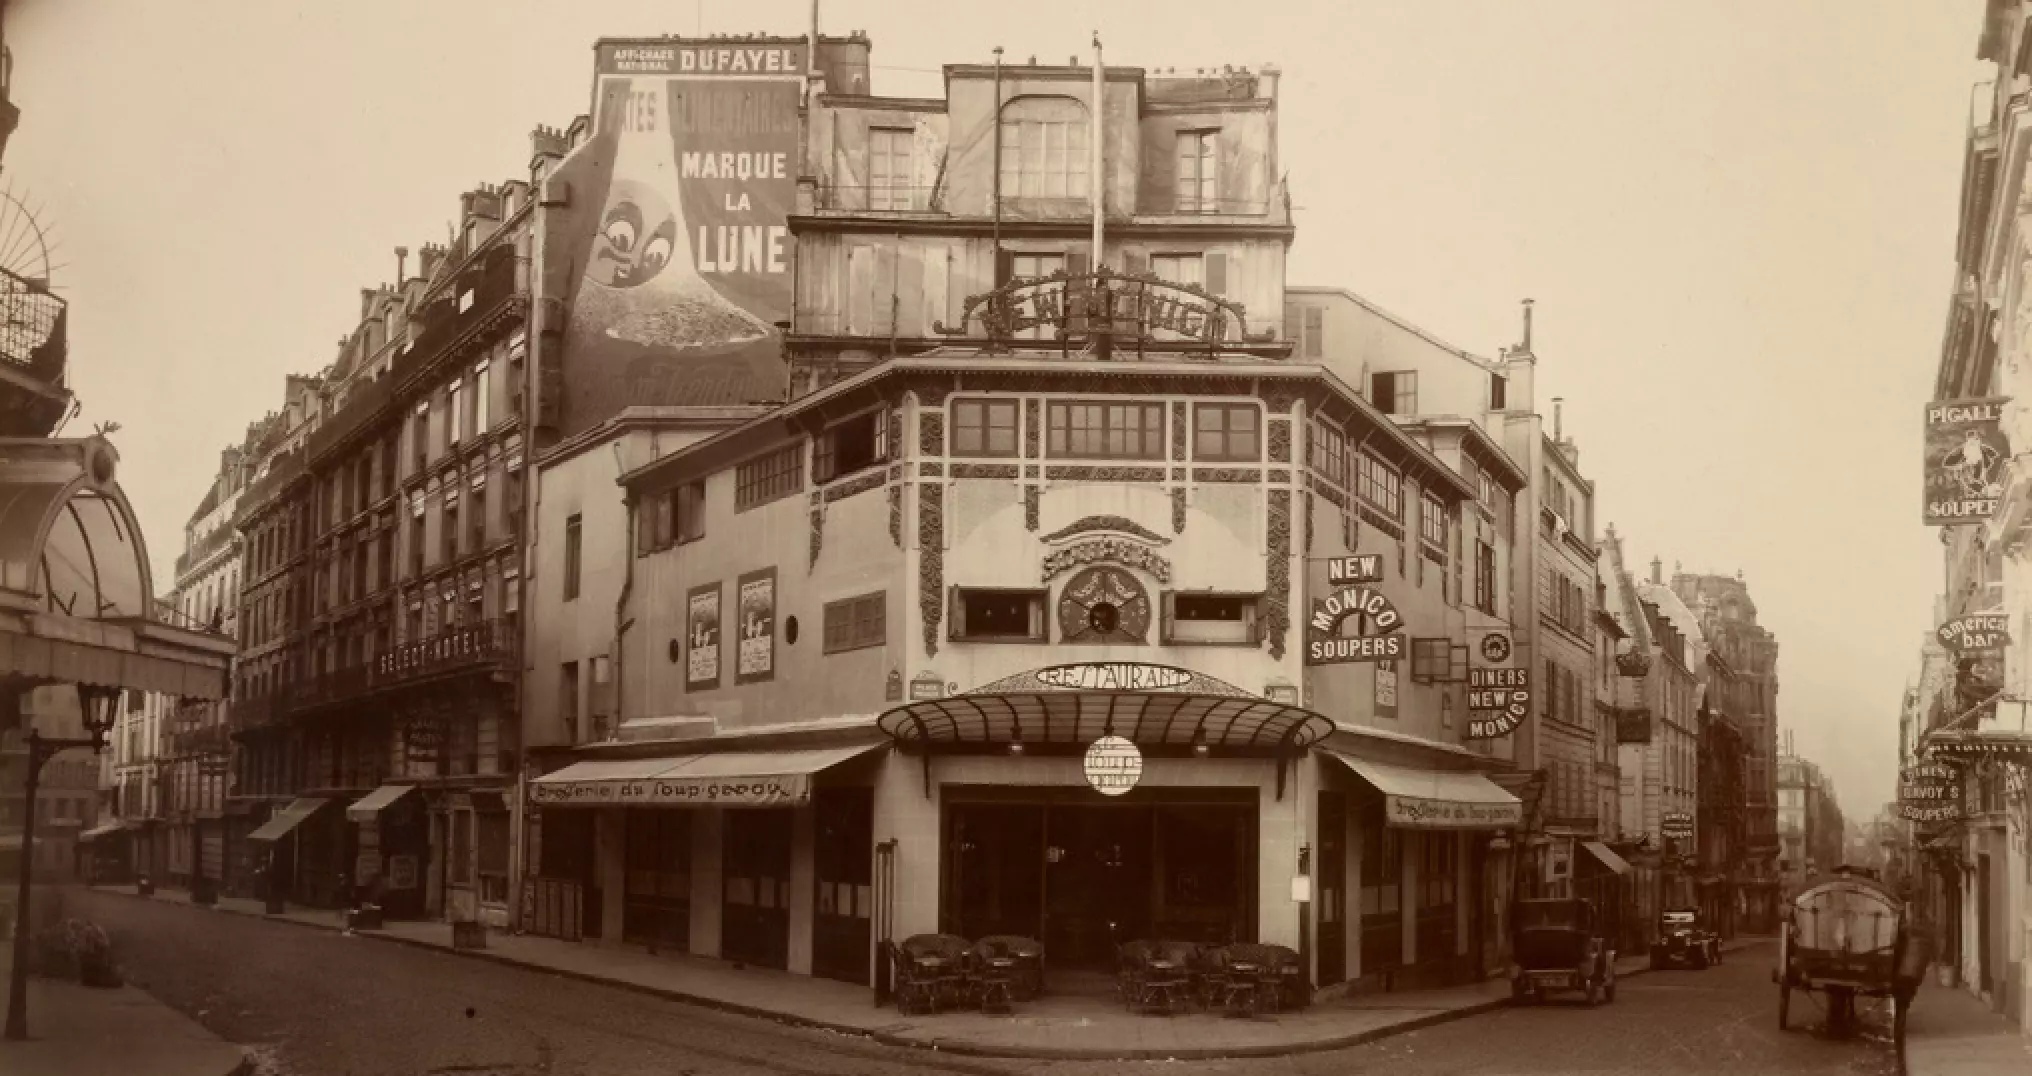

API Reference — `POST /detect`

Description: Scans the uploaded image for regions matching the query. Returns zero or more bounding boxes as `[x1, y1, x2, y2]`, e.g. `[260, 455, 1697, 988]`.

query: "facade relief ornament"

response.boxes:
[1040, 514, 1170, 546]
[919, 483, 945, 657]
[1024, 486, 1039, 531]
[1025, 400, 1041, 459]
[1266, 489, 1292, 658]
[919, 412, 945, 456]
[1171, 488, 1187, 535]
[1042, 538, 1173, 584]
[889, 483, 903, 548]
[1055, 565, 1151, 645]
[1268, 420, 1291, 463]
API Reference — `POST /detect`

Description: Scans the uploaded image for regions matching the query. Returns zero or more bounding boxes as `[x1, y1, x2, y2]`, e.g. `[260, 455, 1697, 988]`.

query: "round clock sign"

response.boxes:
[1480, 632, 1512, 664]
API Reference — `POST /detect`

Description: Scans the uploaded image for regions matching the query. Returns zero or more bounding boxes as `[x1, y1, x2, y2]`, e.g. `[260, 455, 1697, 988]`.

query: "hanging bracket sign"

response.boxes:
[1661, 811, 1695, 841]
[1305, 586, 1405, 665]
[1898, 760, 1964, 822]
[1937, 613, 2011, 654]
[1084, 735, 1144, 797]
[1923, 396, 2010, 525]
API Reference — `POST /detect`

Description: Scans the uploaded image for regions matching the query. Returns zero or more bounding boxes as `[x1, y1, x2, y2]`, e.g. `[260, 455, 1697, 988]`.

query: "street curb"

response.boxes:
[92, 889, 1769, 1063]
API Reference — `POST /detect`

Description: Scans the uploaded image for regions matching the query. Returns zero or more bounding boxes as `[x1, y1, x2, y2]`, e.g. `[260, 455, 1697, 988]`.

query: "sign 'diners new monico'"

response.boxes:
[1923, 396, 2010, 526]
[1465, 667, 1531, 740]
[1937, 613, 2011, 654]
[1306, 586, 1404, 664]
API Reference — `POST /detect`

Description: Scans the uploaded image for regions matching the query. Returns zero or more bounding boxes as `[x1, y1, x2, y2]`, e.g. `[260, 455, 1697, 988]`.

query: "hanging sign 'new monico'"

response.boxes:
[1936, 613, 2011, 654]
[1923, 397, 2011, 525]
[1898, 760, 1964, 822]
[1465, 667, 1532, 740]
[933, 267, 1277, 357]
[1306, 586, 1405, 664]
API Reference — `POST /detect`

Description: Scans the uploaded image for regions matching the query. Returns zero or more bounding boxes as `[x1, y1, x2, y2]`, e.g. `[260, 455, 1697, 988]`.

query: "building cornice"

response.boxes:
[788, 214, 1294, 240]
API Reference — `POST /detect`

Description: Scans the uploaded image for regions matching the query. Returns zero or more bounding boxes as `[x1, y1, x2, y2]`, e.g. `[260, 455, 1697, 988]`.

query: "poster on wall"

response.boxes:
[735, 568, 776, 684]
[542, 40, 803, 435]
[1923, 396, 2010, 525]
[1374, 663, 1399, 719]
[686, 582, 722, 691]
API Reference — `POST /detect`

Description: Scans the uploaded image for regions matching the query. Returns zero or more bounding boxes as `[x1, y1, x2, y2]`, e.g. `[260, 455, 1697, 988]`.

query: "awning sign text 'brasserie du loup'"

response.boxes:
[531, 775, 810, 807]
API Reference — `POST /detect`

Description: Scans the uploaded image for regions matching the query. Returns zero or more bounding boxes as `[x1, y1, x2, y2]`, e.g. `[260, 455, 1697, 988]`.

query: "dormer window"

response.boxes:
[999, 97, 1090, 200]
[813, 409, 889, 484]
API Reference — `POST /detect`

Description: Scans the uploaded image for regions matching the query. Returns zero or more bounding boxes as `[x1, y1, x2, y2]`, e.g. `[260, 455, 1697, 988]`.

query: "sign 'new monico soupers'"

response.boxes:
[1923, 397, 2010, 526]
[1305, 586, 1405, 664]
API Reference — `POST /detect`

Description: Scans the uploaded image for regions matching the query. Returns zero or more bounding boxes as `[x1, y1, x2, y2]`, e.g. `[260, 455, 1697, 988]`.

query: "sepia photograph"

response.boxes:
[0, 0, 2026, 1073]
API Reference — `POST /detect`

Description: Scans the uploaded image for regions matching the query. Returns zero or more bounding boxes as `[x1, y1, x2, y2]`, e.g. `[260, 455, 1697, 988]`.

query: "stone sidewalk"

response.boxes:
[103, 885, 1757, 1061]
[1904, 972, 2029, 1076]
[0, 949, 250, 1076]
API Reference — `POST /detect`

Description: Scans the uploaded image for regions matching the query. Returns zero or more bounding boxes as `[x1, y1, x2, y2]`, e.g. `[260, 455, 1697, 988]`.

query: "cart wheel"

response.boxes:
[1693, 950, 1709, 971]
[1777, 983, 1790, 1031]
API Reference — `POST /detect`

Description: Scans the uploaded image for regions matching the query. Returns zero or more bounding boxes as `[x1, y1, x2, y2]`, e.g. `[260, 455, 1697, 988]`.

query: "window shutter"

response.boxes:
[814, 430, 837, 484]
[947, 585, 964, 639]
[1066, 247, 1090, 331]
[1246, 599, 1262, 645]
[1204, 251, 1227, 298]
[1027, 594, 1046, 641]
[1159, 590, 1175, 644]
[635, 501, 654, 557]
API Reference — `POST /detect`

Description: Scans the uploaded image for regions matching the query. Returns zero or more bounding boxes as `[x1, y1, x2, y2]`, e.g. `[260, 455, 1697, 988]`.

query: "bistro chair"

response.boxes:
[1116, 939, 1156, 1010]
[896, 934, 969, 1014]
[1259, 943, 1310, 1011]
[975, 935, 1045, 1000]
[1135, 940, 1199, 1016]
[970, 938, 1019, 1014]
[1207, 943, 1279, 1018]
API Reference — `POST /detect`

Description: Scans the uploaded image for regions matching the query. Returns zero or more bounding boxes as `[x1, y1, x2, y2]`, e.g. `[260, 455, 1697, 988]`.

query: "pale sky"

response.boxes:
[5, 0, 1984, 814]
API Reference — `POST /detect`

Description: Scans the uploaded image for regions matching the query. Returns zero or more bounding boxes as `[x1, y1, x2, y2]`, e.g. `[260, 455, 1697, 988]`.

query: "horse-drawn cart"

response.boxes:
[1775, 869, 1922, 1044]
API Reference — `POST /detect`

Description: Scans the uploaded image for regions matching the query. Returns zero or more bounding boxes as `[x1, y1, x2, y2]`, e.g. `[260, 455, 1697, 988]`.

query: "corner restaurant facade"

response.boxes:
[524, 329, 1533, 997]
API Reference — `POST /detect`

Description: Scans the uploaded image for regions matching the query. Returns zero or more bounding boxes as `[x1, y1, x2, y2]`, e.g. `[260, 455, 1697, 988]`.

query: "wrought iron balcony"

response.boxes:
[226, 693, 286, 734]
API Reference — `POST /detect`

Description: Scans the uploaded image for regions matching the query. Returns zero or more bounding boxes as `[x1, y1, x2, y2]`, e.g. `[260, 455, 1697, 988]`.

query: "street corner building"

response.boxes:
[510, 42, 1550, 1000]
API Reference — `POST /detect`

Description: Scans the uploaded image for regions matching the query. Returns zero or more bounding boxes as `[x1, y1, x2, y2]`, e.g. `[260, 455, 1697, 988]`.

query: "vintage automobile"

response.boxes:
[1650, 908, 1721, 970]
[1511, 897, 1618, 1006]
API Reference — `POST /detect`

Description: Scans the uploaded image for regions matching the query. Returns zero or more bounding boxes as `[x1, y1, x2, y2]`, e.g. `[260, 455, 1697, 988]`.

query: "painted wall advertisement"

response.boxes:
[544, 41, 801, 435]
[735, 567, 776, 684]
[1923, 396, 2010, 526]
[685, 582, 721, 691]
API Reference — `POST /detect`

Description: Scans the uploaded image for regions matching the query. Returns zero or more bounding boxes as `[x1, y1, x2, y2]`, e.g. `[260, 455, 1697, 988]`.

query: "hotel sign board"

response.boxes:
[1923, 397, 2010, 526]
[1306, 586, 1406, 665]
[1937, 614, 2011, 654]
[1898, 761, 1963, 823]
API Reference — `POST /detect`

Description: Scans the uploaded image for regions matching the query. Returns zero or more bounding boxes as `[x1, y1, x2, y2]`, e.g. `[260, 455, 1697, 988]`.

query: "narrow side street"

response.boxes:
[81, 888, 1902, 1076]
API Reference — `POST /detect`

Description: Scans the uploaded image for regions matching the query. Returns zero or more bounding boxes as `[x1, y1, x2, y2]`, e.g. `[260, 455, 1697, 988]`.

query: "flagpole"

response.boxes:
[1091, 32, 1104, 268]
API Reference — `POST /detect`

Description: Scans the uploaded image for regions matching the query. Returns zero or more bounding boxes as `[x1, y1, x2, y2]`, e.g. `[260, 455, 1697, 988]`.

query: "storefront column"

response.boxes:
[690, 806, 723, 959]
[1402, 833, 1419, 967]
[1345, 800, 1363, 982]
[1455, 833, 1471, 957]
[597, 808, 625, 946]
[1257, 779, 1302, 951]
[787, 806, 816, 976]
[874, 755, 938, 942]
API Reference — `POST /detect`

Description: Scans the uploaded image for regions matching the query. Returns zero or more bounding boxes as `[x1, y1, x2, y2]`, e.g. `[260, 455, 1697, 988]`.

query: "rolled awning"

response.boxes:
[1579, 840, 1633, 876]
[1325, 752, 1522, 830]
[78, 820, 134, 842]
[247, 797, 330, 843]
[346, 785, 419, 824]
[531, 743, 884, 808]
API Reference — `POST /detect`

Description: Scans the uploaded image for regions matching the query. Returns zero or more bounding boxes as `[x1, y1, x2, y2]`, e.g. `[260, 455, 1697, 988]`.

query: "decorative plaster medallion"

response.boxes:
[1057, 565, 1151, 644]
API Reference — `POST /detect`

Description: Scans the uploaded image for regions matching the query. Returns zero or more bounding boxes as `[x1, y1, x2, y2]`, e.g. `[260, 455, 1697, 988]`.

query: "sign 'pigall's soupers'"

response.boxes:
[1923, 396, 2011, 526]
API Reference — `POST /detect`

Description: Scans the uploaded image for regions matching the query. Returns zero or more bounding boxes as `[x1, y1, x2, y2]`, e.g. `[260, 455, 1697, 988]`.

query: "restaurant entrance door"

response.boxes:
[944, 790, 1257, 969]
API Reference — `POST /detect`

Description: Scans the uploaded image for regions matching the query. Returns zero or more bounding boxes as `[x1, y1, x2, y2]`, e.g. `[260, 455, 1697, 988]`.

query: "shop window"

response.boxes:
[814, 410, 888, 484]
[1193, 403, 1259, 462]
[477, 810, 509, 904]
[736, 444, 804, 511]
[450, 810, 474, 887]
[1046, 400, 1164, 460]
[951, 588, 1047, 642]
[1161, 592, 1259, 645]
[952, 399, 1020, 458]
[823, 591, 886, 654]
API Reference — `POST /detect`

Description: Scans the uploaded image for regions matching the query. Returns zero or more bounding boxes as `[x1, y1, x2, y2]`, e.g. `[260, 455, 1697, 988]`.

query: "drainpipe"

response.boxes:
[613, 443, 637, 741]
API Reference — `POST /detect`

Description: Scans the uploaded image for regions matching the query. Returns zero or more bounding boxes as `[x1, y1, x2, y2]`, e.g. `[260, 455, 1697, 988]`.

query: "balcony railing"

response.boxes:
[228, 620, 516, 728]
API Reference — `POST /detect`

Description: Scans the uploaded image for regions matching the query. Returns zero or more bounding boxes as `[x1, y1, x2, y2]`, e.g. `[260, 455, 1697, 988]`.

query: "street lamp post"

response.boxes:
[5, 684, 122, 1041]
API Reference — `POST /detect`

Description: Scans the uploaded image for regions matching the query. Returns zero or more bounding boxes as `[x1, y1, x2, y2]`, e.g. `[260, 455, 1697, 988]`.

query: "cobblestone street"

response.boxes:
[80, 890, 1903, 1076]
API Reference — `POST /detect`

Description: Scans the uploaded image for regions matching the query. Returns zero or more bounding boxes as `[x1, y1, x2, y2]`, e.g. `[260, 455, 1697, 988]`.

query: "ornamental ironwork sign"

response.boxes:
[1042, 538, 1172, 584]
[1937, 613, 2011, 654]
[931, 267, 1277, 357]
[966, 661, 1255, 697]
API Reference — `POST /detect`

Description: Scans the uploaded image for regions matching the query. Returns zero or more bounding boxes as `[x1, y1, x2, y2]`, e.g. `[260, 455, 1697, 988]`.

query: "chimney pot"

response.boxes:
[1521, 298, 1535, 351]
[1651, 556, 1662, 585]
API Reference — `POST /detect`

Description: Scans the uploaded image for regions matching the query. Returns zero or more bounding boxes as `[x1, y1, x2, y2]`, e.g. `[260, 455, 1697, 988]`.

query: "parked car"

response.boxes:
[1511, 897, 1618, 1006]
[1651, 908, 1720, 970]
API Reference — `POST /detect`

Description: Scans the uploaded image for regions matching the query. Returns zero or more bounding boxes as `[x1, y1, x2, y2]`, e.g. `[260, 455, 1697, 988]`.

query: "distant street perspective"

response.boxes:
[0, 2, 2029, 1075]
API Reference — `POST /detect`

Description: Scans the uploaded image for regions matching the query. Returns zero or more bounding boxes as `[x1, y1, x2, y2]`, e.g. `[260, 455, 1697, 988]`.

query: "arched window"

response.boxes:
[999, 96, 1090, 200]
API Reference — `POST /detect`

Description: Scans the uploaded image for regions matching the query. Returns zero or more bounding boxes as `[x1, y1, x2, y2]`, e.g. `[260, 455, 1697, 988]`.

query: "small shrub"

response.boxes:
[31, 918, 116, 986]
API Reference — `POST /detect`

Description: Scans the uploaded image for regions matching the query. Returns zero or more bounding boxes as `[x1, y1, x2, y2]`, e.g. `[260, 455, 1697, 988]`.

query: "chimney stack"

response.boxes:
[1651, 556, 1662, 585]
[1553, 397, 1564, 442]
[1521, 298, 1535, 352]
[396, 246, 409, 284]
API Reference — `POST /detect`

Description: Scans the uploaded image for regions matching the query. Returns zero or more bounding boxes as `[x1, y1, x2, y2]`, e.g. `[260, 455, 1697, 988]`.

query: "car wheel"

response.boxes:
[1585, 975, 1600, 1007]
